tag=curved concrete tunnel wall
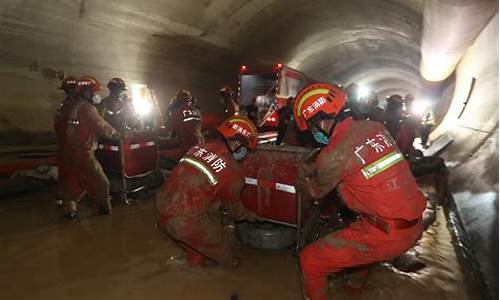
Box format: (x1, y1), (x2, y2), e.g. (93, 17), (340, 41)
(430, 12), (498, 297)
(0, 0), (425, 137)
(420, 0), (498, 82)
(0, 0), (238, 143)
(0, 0), (498, 296)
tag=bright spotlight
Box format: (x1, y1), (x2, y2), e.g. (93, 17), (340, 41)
(411, 99), (431, 116)
(357, 86), (370, 99)
(131, 83), (153, 116)
(134, 99), (152, 116)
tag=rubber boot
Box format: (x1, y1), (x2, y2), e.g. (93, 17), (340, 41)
(392, 252), (426, 272)
(343, 267), (370, 294)
(64, 201), (78, 220)
(99, 197), (112, 215)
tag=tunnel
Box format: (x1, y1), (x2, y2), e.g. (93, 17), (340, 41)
(0, 0), (498, 299)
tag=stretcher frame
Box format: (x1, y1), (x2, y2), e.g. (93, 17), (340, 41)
(242, 144), (311, 253)
(96, 132), (160, 200)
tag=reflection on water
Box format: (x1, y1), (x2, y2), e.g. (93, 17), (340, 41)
(0, 189), (479, 300)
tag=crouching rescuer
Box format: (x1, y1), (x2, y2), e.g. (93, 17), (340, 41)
(156, 115), (262, 267)
(293, 83), (426, 300)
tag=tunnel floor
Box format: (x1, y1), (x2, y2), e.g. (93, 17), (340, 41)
(0, 187), (480, 300)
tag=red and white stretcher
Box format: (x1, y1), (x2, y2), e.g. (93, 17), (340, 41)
(240, 145), (333, 250)
(96, 131), (159, 195)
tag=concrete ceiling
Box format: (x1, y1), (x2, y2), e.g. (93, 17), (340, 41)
(0, 0), (425, 133)
(233, 0), (423, 96)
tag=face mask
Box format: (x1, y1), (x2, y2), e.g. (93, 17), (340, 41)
(92, 94), (102, 104)
(118, 92), (127, 101)
(313, 131), (330, 146)
(347, 94), (358, 103)
(232, 146), (248, 161)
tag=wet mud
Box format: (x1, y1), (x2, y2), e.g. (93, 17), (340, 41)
(0, 188), (480, 300)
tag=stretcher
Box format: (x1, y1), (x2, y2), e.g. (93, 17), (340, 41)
(240, 144), (344, 250)
(96, 130), (162, 198)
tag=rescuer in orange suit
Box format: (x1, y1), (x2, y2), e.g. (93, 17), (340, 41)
(163, 89), (204, 159)
(156, 115), (261, 267)
(219, 85), (239, 117)
(402, 94), (449, 207)
(294, 83), (426, 300)
(98, 77), (136, 131)
(54, 76), (79, 207)
(382, 94), (420, 158)
(61, 76), (122, 219)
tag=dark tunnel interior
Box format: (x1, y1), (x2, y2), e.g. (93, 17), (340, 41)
(0, 0), (498, 299)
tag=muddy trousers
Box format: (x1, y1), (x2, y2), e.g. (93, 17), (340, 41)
(160, 215), (234, 267)
(299, 219), (423, 300)
(62, 154), (112, 214)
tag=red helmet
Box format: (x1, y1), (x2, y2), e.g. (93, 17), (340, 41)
(217, 115), (258, 150)
(77, 76), (102, 93)
(107, 77), (127, 91)
(59, 76), (78, 91)
(293, 83), (347, 131)
(174, 89), (193, 104)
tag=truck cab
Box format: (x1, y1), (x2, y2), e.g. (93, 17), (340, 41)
(238, 64), (315, 136)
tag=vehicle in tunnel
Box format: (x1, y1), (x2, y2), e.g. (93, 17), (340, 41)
(158, 64), (312, 158)
(238, 64), (315, 132)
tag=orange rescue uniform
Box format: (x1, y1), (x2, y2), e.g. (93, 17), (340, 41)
(156, 141), (257, 266)
(61, 100), (120, 213)
(298, 118), (426, 300)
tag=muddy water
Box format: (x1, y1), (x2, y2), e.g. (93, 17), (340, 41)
(0, 188), (479, 300)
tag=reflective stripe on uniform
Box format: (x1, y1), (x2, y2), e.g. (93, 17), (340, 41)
(183, 116), (201, 122)
(106, 108), (124, 115)
(361, 151), (404, 179)
(180, 157), (218, 186)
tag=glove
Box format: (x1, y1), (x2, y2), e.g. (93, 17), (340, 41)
(298, 161), (316, 180)
(304, 148), (322, 164)
(296, 176), (317, 199)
